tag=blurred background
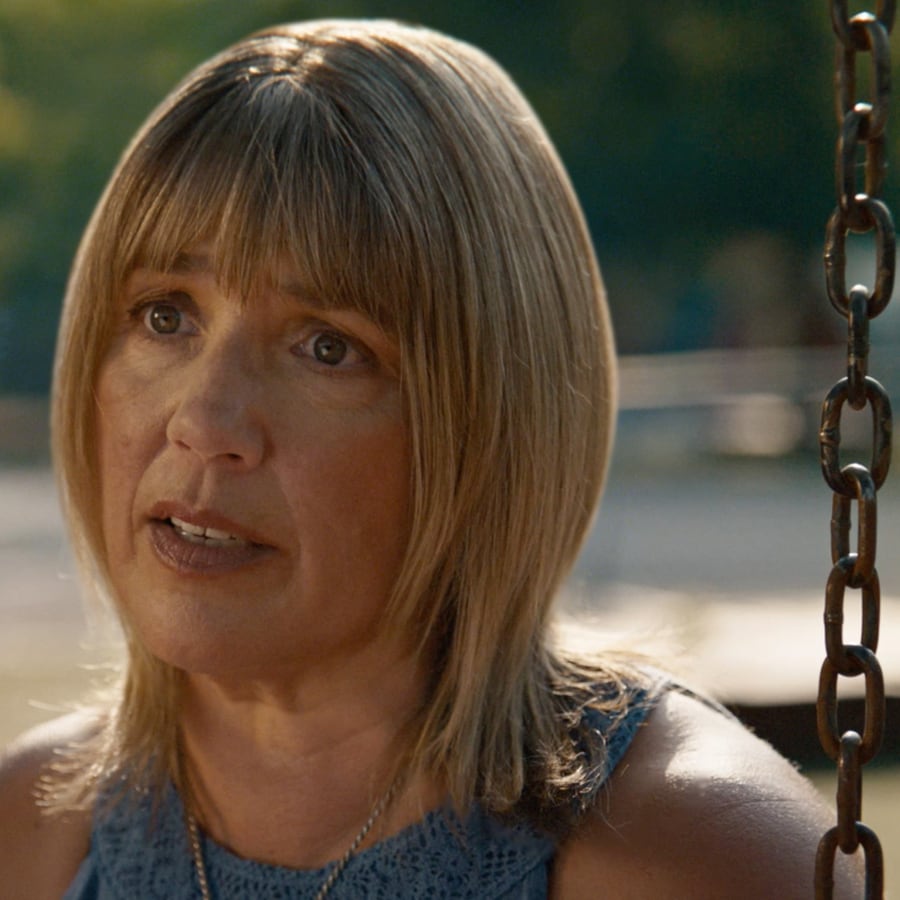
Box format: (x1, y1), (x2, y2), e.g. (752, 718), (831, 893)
(1, 0), (898, 888)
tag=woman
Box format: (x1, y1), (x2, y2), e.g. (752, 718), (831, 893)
(0, 19), (858, 898)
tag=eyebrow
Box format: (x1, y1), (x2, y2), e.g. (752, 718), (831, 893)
(136, 253), (328, 310)
(166, 251), (214, 275)
(276, 279), (318, 301)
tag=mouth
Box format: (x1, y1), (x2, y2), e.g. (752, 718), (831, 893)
(167, 515), (246, 548)
(147, 506), (274, 574)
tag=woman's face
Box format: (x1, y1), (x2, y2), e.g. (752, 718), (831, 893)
(95, 245), (412, 680)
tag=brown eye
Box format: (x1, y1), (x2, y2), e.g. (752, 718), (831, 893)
(312, 332), (349, 365)
(145, 303), (182, 334)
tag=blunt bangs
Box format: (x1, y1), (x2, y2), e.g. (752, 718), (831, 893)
(108, 50), (422, 332)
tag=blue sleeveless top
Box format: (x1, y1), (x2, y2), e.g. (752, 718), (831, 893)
(63, 693), (655, 899)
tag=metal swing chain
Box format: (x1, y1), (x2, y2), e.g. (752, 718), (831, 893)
(816, 2), (895, 897)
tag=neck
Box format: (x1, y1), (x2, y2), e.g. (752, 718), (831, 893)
(177, 638), (441, 868)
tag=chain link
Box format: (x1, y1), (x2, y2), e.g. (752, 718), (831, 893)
(816, 5), (894, 897)
(819, 378), (892, 495)
(831, 2), (896, 49)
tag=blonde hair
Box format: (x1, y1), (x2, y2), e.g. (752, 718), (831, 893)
(52, 19), (643, 830)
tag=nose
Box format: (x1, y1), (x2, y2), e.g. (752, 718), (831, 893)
(165, 336), (267, 469)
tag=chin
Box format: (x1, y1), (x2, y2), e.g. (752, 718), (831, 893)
(121, 600), (238, 674)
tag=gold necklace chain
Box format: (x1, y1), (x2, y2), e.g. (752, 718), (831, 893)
(184, 777), (400, 900)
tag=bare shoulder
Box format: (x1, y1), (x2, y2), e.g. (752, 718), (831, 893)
(0, 712), (99, 900)
(552, 688), (863, 900)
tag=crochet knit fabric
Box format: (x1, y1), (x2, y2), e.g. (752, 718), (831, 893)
(64, 691), (655, 899)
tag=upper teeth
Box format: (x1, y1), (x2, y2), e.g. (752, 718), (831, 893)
(170, 516), (238, 542)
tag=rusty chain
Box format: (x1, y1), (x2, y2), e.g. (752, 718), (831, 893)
(816, 3), (894, 897)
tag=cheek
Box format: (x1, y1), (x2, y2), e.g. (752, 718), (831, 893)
(287, 418), (412, 562)
(94, 364), (165, 534)
(96, 352), (171, 453)
(94, 412), (133, 562)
